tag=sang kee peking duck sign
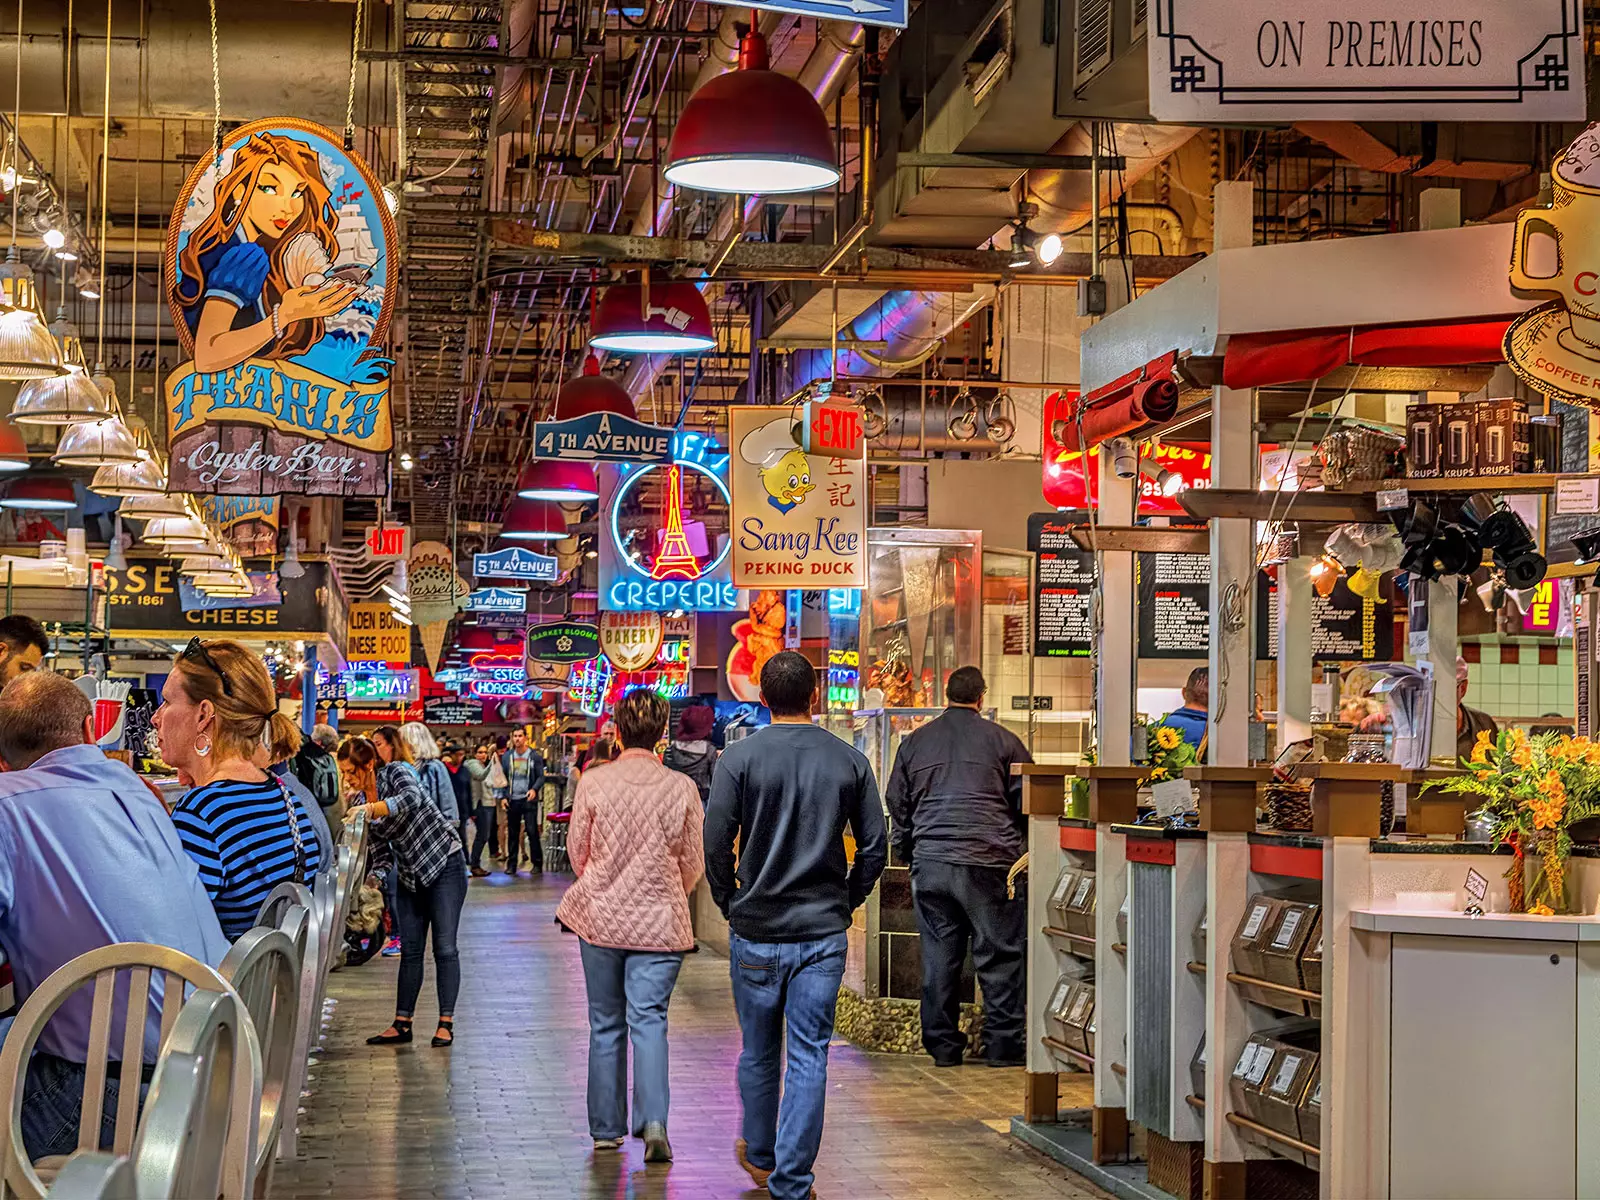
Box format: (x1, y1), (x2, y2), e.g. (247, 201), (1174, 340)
(163, 118), (397, 496)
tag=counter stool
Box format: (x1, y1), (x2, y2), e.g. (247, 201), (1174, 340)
(545, 812), (571, 873)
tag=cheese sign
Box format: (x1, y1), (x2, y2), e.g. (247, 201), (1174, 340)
(598, 611), (664, 671)
(526, 620), (601, 663)
(532, 412), (674, 464)
(800, 399), (865, 456)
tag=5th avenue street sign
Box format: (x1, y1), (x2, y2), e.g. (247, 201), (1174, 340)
(731, 0), (907, 29)
(472, 545), (560, 582)
(532, 412), (675, 464)
(464, 587), (527, 614)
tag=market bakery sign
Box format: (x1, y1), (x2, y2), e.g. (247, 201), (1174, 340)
(163, 117), (397, 496)
(730, 405), (865, 588)
(526, 620), (601, 664)
(598, 611), (664, 671)
(1149, 1), (1584, 123)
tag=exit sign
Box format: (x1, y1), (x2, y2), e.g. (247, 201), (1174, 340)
(365, 524), (411, 560)
(801, 399), (865, 457)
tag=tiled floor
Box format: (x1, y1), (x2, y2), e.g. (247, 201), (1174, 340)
(276, 872), (1109, 1199)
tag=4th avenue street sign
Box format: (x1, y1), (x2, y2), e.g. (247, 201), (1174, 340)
(700, 0), (906, 29)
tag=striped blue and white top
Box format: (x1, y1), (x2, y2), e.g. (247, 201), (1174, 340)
(172, 775), (325, 940)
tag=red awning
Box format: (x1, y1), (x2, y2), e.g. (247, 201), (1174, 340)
(1222, 318), (1513, 390)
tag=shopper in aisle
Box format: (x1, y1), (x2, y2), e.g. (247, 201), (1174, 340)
(339, 736), (467, 1048)
(467, 743), (497, 877)
(1159, 666), (1210, 750)
(556, 690), (702, 1162)
(885, 665), (1032, 1068)
(445, 742), (474, 849)
(0, 671), (229, 1158)
(663, 703), (717, 806)
(0, 615), (47, 686)
(159, 638), (323, 940)
(263, 719), (332, 865)
(292, 722), (345, 826)
(1456, 654), (1499, 762)
(498, 726), (545, 876)
(401, 721), (460, 825)
(705, 651), (888, 1200)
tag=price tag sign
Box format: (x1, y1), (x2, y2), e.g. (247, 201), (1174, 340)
(1464, 867), (1489, 903)
(1376, 487), (1409, 512)
(1556, 477), (1600, 516)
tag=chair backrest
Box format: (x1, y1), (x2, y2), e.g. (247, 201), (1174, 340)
(217, 931), (298, 1198)
(131, 989), (256, 1200)
(256, 902), (314, 1166)
(40, 1154), (134, 1200)
(252, 882), (314, 939)
(0, 945), (261, 1200)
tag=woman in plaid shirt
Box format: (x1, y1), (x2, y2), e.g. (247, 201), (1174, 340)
(339, 736), (467, 1048)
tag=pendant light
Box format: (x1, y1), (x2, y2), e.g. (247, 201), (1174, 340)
(0, 475), (76, 510)
(663, 28), (841, 196)
(515, 460), (600, 503)
(10, 366), (110, 424)
(0, 420), (28, 470)
(52, 414), (141, 467)
(91, 451), (166, 496)
(104, 513), (128, 570)
(141, 514), (210, 545)
(178, 553), (236, 575)
(499, 495), (569, 542)
(589, 278), (716, 354)
(119, 490), (191, 520)
(553, 355), (637, 420)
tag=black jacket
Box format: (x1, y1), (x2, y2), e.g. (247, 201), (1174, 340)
(704, 722), (888, 943)
(885, 707), (1033, 869)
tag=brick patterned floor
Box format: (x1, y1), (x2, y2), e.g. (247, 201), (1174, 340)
(275, 873), (1109, 1199)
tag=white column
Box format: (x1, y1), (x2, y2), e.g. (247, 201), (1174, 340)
(1277, 556), (1315, 750)
(1097, 464), (1137, 765)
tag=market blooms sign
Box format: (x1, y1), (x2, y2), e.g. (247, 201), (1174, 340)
(163, 118), (397, 496)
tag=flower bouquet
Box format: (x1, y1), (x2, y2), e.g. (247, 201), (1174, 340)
(1431, 728), (1600, 914)
(1143, 718), (1200, 787)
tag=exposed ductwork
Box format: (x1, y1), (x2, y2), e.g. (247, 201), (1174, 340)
(1025, 122), (1202, 250)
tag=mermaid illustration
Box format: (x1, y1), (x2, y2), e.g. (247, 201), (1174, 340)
(174, 131), (366, 374)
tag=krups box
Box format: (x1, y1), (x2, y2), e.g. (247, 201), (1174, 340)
(1474, 398), (1530, 476)
(1406, 402), (1444, 478)
(1441, 402), (1478, 477)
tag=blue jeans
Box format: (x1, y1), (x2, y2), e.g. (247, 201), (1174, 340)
(728, 931), (848, 1200)
(577, 941), (685, 1140)
(394, 853), (468, 1019)
(20, 1052), (147, 1159)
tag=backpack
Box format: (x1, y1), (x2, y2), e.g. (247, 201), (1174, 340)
(302, 750), (343, 812)
(663, 743), (717, 806)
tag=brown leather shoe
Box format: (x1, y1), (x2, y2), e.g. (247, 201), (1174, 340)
(734, 1139), (771, 1188)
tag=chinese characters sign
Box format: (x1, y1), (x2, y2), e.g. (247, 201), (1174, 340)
(729, 406), (865, 589)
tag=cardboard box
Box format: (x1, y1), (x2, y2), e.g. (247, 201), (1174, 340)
(1299, 1066), (1322, 1150)
(1063, 872), (1097, 938)
(1047, 868), (1079, 929)
(1063, 983), (1095, 1057)
(1441, 402), (1477, 477)
(1406, 402), (1444, 478)
(1230, 895), (1283, 979)
(1259, 901), (1319, 996)
(1230, 1034), (1278, 1127)
(1046, 977), (1080, 1045)
(1530, 413), (1562, 473)
(1474, 398), (1530, 476)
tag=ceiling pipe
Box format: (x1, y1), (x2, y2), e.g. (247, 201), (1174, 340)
(1024, 122), (1202, 248)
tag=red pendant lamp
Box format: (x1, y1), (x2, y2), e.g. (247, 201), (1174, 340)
(664, 29), (841, 196)
(553, 355), (638, 420)
(589, 278), (716, 355)
(0, 475), (76, 510)
(515, 460), (600, 503)
(499, 495), (569, 542)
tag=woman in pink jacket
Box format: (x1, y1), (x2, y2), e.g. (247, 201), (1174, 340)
(555, 688), (704, 1164)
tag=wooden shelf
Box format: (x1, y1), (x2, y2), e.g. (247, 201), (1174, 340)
(1066, 526), (1209, 555)
(1041, 1035), (1093, 1071)
(1227, 970), (1322, 1004)
(1187, 961), (1207, 976)
(1043, 926), (1097, 957)
(1186, 1094), (1206, 1112)
(1226, 1112), (1321, 1163)
(1342, 473), (1581, 496)
(1178, 487), (1380, 523)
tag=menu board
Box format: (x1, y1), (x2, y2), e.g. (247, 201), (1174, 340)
(1028, 514), (1096, 657)
(1136, 552), (1211, 658)
(1543, 400), (1594, 564)
(1256, 569), (1395, 662)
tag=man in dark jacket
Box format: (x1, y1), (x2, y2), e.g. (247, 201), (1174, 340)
(885, 666), (1032, 1067)
(705, 651), (888, 1200)
(291, 723), (344, 817)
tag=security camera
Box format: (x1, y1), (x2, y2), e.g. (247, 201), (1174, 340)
(1107, 437), (1138, 480)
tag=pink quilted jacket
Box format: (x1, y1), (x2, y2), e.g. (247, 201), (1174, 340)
(555, 748), (704, 952)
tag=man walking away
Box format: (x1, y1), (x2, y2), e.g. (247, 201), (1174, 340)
(705, 651), (888, 1200)
(885, 666), (1032, 1068)
(293, 723), (346, 826)
(498, 727), (545, 876)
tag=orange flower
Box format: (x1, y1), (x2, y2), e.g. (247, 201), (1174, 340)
(1475, 769), (1494, 782)
(1529, 903), (1555, 916)
(1528, 792), (1565, 831)
(1512, 745), (1533, 768)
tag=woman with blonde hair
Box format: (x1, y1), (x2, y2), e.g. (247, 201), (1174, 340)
(158, 637), (324, 939)
(400, 720), (460, 825)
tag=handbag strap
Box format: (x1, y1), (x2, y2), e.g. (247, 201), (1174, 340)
(272, 776), (309, 884)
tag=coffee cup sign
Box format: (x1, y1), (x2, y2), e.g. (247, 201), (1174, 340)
(1507, 124), (1600, 410)
(598, 611), (665, 671)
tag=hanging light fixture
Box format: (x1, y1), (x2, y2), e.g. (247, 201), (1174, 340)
(10, 366), (109, 424)
(52, 414), (141, 467)
(515, 460), (600, 503)
(178, 553), (238, 575)
(499, 496), (569, 542)
(553, 354), (637, 420)
(662, 28), (841, 195)
(91, 451), (166, 497)
(278, 498), (305, 579)
(141, 514), (210, 545)
(119, 490), (191, 520)
(0, 475), (76, 510)
(104, 513), (128, 570)
(589, 278), (716, 354)
(0, 420), (27, 471)
(0, 6), (61, 381)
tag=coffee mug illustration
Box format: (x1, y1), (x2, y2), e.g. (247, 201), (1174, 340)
(1505, 123), (1600, 411)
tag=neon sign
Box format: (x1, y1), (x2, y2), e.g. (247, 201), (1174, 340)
(567, 657), (613, 716)
(827, 647), (860, 709)
(342, 668), (420, 703)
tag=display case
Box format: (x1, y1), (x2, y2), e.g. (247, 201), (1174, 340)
(861, 527), (981, 711)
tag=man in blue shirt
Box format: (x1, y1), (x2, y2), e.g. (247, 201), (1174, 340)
(1160, 666), (1210, 750)
(0, 671), (229, 1158)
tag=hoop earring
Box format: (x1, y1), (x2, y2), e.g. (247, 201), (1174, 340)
(195, 735), (212, 759)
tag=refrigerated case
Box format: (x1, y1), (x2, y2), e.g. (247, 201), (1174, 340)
(860, 528), (981, 711)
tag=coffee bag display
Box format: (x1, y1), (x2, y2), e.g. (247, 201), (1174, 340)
(1406, 402), (1443, 478)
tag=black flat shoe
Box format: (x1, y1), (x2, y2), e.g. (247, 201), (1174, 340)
(367, 1020), (413, 1046)
(432, 1018), (455, 1048)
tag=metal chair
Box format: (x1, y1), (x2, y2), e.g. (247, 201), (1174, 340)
(0, 945), (262, 1200)
(40, 1155), (132, 1200)
(544, 811), (571, 873)
(219, 927), (300, 1198)
(252, 887), (318, 1164)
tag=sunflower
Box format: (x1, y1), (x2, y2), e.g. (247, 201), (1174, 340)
(1149, 766), (1167, 780)
(1156, 726), (1182, 751)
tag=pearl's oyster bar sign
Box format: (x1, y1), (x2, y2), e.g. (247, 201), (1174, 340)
(1149, 1), (1584, 122)
(162, 118), (397, 496)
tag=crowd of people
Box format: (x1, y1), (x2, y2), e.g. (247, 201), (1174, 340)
(0, 617), (1036, 1200)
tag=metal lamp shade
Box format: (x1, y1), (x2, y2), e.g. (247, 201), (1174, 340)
(52, 416), (141, 468)
(552, 355), (638, 420)
(0, 420), (28, 471)
(119, 490), (191, 520)
(159, 538), (226, 559)
(499, 495), (568, 542)
(589, 279), (716, 354)
(90, 453), (166, 496)
(11, 367), (110, 425)
(0, 475), (76, 510)
(141, 515), (209, 545)
(0, 307), (66, 381)
(515, 459), (600, 503)
(179, 555), (236, 575)
(192, 570), (252, 594)
(662, 31), (840, 196)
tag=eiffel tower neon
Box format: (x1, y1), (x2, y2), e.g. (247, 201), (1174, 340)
(651, 463), (702, 581)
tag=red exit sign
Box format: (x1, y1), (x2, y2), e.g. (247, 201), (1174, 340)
(801, 399), (864, 457)
(365, 524), (411, 560)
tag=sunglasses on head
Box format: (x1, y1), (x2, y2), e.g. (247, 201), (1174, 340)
(180, 636), (234, 697)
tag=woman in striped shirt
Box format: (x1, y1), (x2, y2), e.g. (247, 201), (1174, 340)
(157, 638), (324, 940)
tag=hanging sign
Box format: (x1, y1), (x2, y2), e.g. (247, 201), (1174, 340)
(532, 411), (675, 464)
(201, 496), (280, 557)
(163, 118), (397, 496)
(408, 540), (465, 626)
(798, 398), (865, 457)
(346, 602), (412, 662)
(598, 611), (665, 671)
(525, 658), (574, 691)
(106, 560), (326, 637)
(740, 0), (907, 30)
(343, 668), (420, 703)
(423, 697), (479, 725)
(730, 405), (866, 589)
(526, 620), (601, 663)
(473, 545), (560, 582)
(1028, 513), (1097, 658)
(464, 587), (527, 614)
(1149, 1), (1584, 123)
(364, 524), (411, 560)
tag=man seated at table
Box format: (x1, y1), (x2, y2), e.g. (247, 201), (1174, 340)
(0, 671), (229, 1158)
(1159, 666), (1210, 750)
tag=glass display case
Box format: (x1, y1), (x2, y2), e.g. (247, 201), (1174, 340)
(860, 528), (981, 711)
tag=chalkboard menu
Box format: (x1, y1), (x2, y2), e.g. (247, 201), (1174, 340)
(1544, 401), (1593, 564)
(1028, 513), (1096, 657)
(1136, 552), (1211, 658)
(1256, 569), (1395, 662)
(423, 697), (481, 725)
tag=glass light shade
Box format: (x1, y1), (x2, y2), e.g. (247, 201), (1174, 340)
(589, 279), (716, 354)
(553, 355), (637, 420)
(0, 420), (28, 471)
(515, 460), (600, 502)
(48, 310), (85, 365)
(90, 453), (166, 496)
(119, 491), (191, 520)
(662, 31), (840, 196)
(11, 367), (110, 425)
(0, 475), (76, 510)
(499, 495), (568, 542)
(51, 415), (141, 467)
(0, 307), (65, 381)
(178, 554), (236, 574)
(141, 515), (209, 545)
(160, 538), (225, 559)
(90, 367), (117, 405)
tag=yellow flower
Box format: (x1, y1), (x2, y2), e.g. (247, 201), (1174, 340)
(1513, 746), (1533, 768)
(1470, 745), (1488, 764)
(1148, 766), (1167, 780)
(1476, 730), (1493, 748)
(1475, 769), (1494, 782)
(1529, 903), (1554, 917)
(1156, 727), (1181, 751)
